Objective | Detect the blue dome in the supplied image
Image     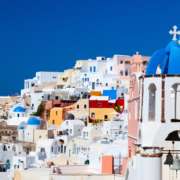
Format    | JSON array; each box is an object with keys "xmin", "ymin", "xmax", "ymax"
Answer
[
  {"xmin": 27, "ymin": 116, "xmax": 41, "ymax": 126},
  {"xmin": 146, "ymin": 40, "xmax": 180, "ymax": 75},
  {"xmin": 13, "ymin": 106, "xmax": 26, "ymax": 113},
  {"xmin": 18, "ymin": 121, "xmax": 27, "ymax": 129}
]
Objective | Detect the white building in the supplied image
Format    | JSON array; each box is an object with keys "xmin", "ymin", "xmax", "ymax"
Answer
[
  {"xmin": 81, "ymin": 124, "xmax": 103, "ymax": 141},
  {"xmin": 89, "ymin": 139, "xmax": 128, "ymax": 174},
  {"xmin": 35, "ymin": 138, "xmax": 65, "ymax": 161},
  {"xmin": 21, "ymin": 72, "xmax": 60, "ymax": 106},
  {"xmin": 69, "ymin": 55, "xmax": 132, "ymax": 92},
  {"xmin": 59, "ymin": 120, "xmax": 85, "ymax": 137},
  {"xmin": 23, "ymin": 72, "xmax": 59, "ymax": 91},
  {"xmin": 102, "ymin": 117, "xmax": 125, "ymax": 139},
  {"xmin": 0, "ymin": 143, "xmax": 24, "ymax": 171}
]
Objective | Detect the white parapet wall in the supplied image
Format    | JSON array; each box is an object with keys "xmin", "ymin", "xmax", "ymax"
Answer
[
  {"xmin": 14, "ymin": 168, "xmax": 125, "ymax": 180},
  {"xmin": 52, "ymin": 175, "xmax": 124, "ymax": 180},
  {"xmin": 128, "ymin": 155, "xmax": 161, "ymax": 180}
]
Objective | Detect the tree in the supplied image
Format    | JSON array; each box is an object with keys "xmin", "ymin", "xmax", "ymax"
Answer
[{"xmin": 31, "ymin": 102, "xmax": 44, "ymax": 117}]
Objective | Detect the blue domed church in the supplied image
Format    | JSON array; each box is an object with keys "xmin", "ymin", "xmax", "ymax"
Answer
[
  {"xmin": 7, "ymin": 105, "xmax": 27, "ymax": 126},
  {"xmin": 127, "ymin": 26, "xmax": 180, "ymax": 180},
  {"xmin": 18, "ymin": 116, "xmax": 42, "ymax": 143}
]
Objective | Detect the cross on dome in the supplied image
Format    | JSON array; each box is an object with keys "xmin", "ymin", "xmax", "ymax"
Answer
[{"xmin": 169, "ymin": 25, "xmax": 180, "ymax": 41}]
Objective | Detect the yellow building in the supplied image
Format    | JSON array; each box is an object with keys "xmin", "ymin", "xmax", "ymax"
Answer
[
  {"xmin": 49, "ymin": 107, "xmax": 64, "ymax": 127},
  {"xmin": 89, "ymin": 108, "xmax": 117, "ymax": 123},
  {"xmin": 89, "ymin": 96, "xmax": 118, "ymax": 123},
  {"xmin": 67, "ymin": 99, "xmax": 89, "ymax": 120}
]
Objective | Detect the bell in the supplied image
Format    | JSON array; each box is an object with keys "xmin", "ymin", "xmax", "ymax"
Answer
[
  {"xmin": 164, "ymin": 151, "xmax": 174, "ymax": 166},
  {"xmin": 171, "ymin": 155, "xmax": 180, "ymax": 171}
]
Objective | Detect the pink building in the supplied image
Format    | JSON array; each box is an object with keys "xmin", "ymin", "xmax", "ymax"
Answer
[{"xmin": 128, "ymin": 53, "xmax": 149, "ymax": 158}]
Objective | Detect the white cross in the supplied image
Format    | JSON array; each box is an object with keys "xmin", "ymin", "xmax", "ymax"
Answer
[{"xmin": 169, "ymin": 25, "xmax": 180, "ymax": 41}]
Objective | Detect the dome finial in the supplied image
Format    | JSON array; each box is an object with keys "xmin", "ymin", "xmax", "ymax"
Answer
[{"xmin": 169, "ymin": 25, "xmax": 180, "ymax": 41}]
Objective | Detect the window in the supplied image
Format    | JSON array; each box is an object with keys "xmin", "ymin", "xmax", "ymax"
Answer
[
  {"xmin": 52, "ymin": 120, "xmax": 55, "ymax": 124},
  {"xmin": 96, "ymin": 79, "xmax": 100, "ymax": 85},
  {"xmin": 148, "ymin": 84, "xmax": 156, "ymax": 121},
  {"xmin": 125, "ymin": 70, "xmax": 129, "ymax": 76},
  {"xmin": 93, "ymin": 66, "xmax": 96, "ymax": 72},
  {"xmin": 110, "ymin": 66, "xmax": 113, "ymax": 71},
  {"xmin": 104, "ymin": 115, "xmax": 108, "ymax": 120},
  {"xmin": 64, "ymin": 146, "xmax": 66, "ymax": 153},
  {"xmin": 125, "ymin": 61, "xmax": 130, "ymax": 64},
  {"xmin": 91, "ymin": 112, "xmax": 95, "ymax": 118},
  {"xmin": 3, "ymin": 145, "xmax": 7, "ymax": 151},
  {"xmin": 55, "ymin": 96, "xmax": 59, "ymax": 100},
  {"xmin": 58, "ymin": 146, "xmax": 60, "ymax": 152},
  {"xmin": 40, "ymin": 148, "xmax": 45, "ymax": 152},
  {"xmin": 120, "ymin": 70, "xmax": 123, "ymax": 76},
  {"xmin": 85, "ymin": 78, "xmax": 88, "ymax": 82},
  {"xmin": 83, "ymin": 132, "xmax": 86, "ymax": 138},
  {"xmin": 56, "ymin": 111, "xmax": 58, "ymax": 116},
  {"xmin": 105, "ymin": 83, "xmax": 108, "ymax": 87},
  {"xmin": 143, "ymin": 61, "xmax": 147, "ymax": 65},
  {"xmin": 31, "ymin": 104, "xmax": 34, "ymax": 110},
  {"xmin": 92, "ymin": 82, "xmax": 95, "ymax": 89},
  {"xmin": 77, "ymin": 105, "xmax": 80, "ymax": 109},
  {"xmin": 90, "ymin": 67, "xmax": 92, "ymax": 72},
  {"xmin": 84, "ymin": 104, "xmax": 87, "ymax": 109}
]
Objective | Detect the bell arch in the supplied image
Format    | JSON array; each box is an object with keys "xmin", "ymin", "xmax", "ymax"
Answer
[{"xmin": 152, "ymin": 124, "xmax": 180, "ymax": 147}]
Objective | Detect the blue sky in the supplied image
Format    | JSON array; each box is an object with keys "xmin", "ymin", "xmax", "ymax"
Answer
[{"xmin": 0, "ymin": 0, "xmax": 179, "ymax": 95}]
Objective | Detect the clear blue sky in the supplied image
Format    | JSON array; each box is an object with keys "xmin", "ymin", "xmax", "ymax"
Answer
[{"xmin": 0, "ymin": 0, "xmax": 179, "ymax": 95}]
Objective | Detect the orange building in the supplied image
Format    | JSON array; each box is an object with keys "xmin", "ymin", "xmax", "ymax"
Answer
[
  {"xmin": 101, "ymin": 155, "xmax": 114, "ymax": 174},
  {"xmin": 90, "ymin": 91, "xmax": 101, "ymax": 96},
  {"xmin": 48, "ymin": 99, "xmax": 89, "ymax": 127},
  {"xmin": 48, "ymin": 107, "xmax": 64, "ymax": 127}
]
